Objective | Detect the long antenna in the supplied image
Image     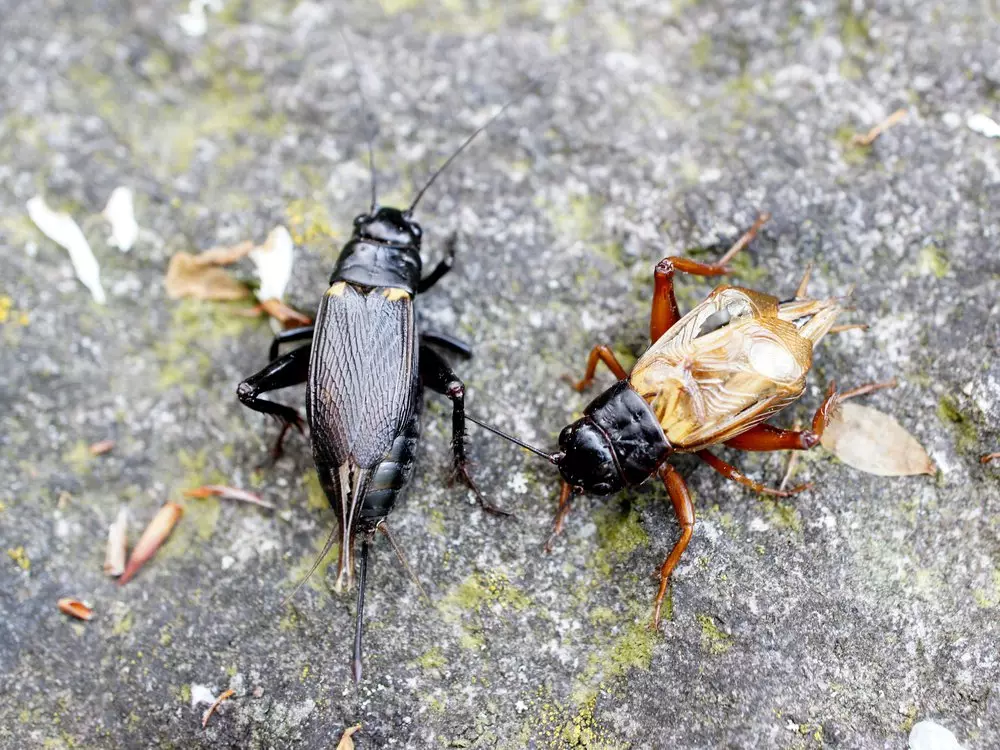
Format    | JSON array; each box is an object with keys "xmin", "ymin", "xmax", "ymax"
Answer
[
  {"xmin": 407, "ymin": 91, "xmax": 526, "ymax": 214},
  {"xmin": 465, "ymin": 414, "xmax": 561, "ymax": 463},
  {"xmin": 340, "ymin": 29, "xmax": 379, "ymax": 212},
  {"xmin": 352, "ymin": 536, "xmax": 370, "ymax": 684}
]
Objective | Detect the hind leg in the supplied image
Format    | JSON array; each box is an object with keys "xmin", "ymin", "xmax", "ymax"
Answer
[
  {"xmin": 419, "ymin": 343, "xmax": 511, "ymax": 516},
  {"xmin": 237, "ymin": 344, "xmax": 310, "ymax": 460}
]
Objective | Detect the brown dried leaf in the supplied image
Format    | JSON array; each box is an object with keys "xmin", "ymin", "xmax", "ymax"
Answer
[
  {"xmin": 336, "ymin": 724, "xmax": 362, "ymax": 750},
  {"xmin": 104, "ymin": 506, "xmax": 128, "ymax": 577},
  {"xmin": 201, "ymin": 688, "xmax": 235, "ymax": 729},
  {"xmin": 982, "ymin": 452, "xmax": 1000, "ymax": 464},
  {"xmin": 58, "ymin": 598, "xmax": 93, "ymax": 621},
  {"xmin": 184, "ymin": 485, "xmax": 275, "ymax": 510},
  {"xmin": 118, "ymin": 503, "xmax": 183, "ymax": 585},
  {"xmin": 198, "ymin": 240, "xmax": 254, "ymax": 265},
  {"xmin": 258, "ymin": 298, "xmax": 313, "ymax": 328},
  {"xmin": 821, "ymin": 402, "xmax": 935, "ymax": 476},
  {"xmin": 89, "ymin": 439, "xmax": 114, "ymax": 456},
  {"xmin": 165, "ymin": 253, "xmax": 250, "ymax": 300}
]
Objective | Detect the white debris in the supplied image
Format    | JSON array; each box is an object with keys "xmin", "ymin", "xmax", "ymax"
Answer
[
  {"xmin": 967, "ymin": 113, "xmax": 1000, "ymax": 138},
  {"xmin": 908, "ymin": 719, "xmax": 965, "ymax": 750},
  {"xmin": 102, "ymin": 187, "xmax": 138, "ymax": 252},
  {"xmin": 26, "ymin": 196, "xmax": 106, "ymax": 304},
  {"xmin": 178, "ymin": 0, "xmax": 223, "ymax": 37},
  {"xmin": 250, "ymin": 225, "xmax": 294, "ymax": 302},
  {"xmin": 190, "ymin": 684, "xmax": 217, "ymax": 708}
]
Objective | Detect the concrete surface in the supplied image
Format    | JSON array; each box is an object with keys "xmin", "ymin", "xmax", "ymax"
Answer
[{"xmin": 1, "ymin": 0, "xmax": 999, "ymax": 748}]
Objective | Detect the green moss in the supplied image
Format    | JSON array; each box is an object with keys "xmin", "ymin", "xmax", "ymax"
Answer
[
  {"xmin": 588, "ymin": 503, "xmax": 650, "ymax": 579},
  {"xmin": 303, "ymin": 471, "xmax": 327, "ymax": 511},
  {"xmin": 112, "ymin": 609, "xmax": 134, "ymax": 636},
  {"xmin": 918, "ymin": 245, "xmax": 950, "ymax": 278},
  {"xmin": 441, "ymin": 571, "xmax": 531, "ymax": 614},
  {"xmin": 761, "ymin": 499, "xmax": 802, "ymax": 533},
  {"xmin": 7, "ymin": 546, "xmax": 30, "ymax": 571},
  {"xmin": 416, "ymin": 645, "xmax": 447, "ymax": 670},
  {"xmin": 696, "ymin": 613, "xmax": 733, "ymax": 655},
  {"xmin": 285, "ymin": 198, "xmax": 339, "ymax": 247},
  {"xmin": 179, "ymin": 684, "xmax": 191, "ymax": 705},
  {"xmin": 570, "ymin": 617, "xmax": 658, "ymax": 705},
  {"xmin": 62, "ymin": 440, "xmax": 93, "ymax": 475},
  {"xmin": 155, "ymin": 300, "xmax": 257, "ymax": 395},
  {"xmin": 691, "ymin": 34, "xmax": 713, "ymax": 68},
  {"xmin": 379, "ymin": 0, "xmax": 422, "ymax": 13},
  {"xmin": 729, "ymin": 251, "xmax": 769, "ymax": 285},
  {"xmin": 937, "ymin": 395, "xmax": 978, "ymax": 452}
]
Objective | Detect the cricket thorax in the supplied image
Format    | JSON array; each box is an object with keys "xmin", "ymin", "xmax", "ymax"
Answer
[{"xmin": 629, "ymin": 286, "xmax": 842, "ymax": 451}]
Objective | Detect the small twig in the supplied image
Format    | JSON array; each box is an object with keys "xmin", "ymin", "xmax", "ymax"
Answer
[
  {"xmin": 202, "ymin": 689, "xmax": 235, "ymax": 729},
  {"xmin": 183, "ymin": 485, "xmax": 275, "ymax": 510},
  {"xmin": 981, "ymin": 452, "xmax": 1000, "ymax": 464},
  {"xmin": 88, "ymin": 440, "xmax": 115, "ymax": 456},
  {"xmin": 850, "ymin": 108, "xmax": 907, "ymax": 146},
  {"xmin": 718, "ymin": 212, "xmax": 771, "ymax": 266}
]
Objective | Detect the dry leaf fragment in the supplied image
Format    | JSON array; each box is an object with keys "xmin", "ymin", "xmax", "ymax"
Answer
[
  {"xmin": 258, "ymin": 298, "xmax": 313, "ymax": 327},
  {"xmin": 118, "ymin": 503, "xmax": 183, "ymax": 585},
  {"xmin": 183, "ymin": 485, "xmax": 275, "ymax": 510},
  {"xmin": 26, "ymin": 196, "xmax": 106, "ymax": 304},
  {"xmin": 89, "ymin": 439, "xmax": 115, "ymax": 456},
  {"xmin": 982, "ymin": 452, "xmax": 999, "ymax": 464},
  {"xmin": 336, "ymin": 724, "xmax": 362, "ymax": 750},
  {"xmin": 850, "ymin": 108, "xmax": 907, "ymax": 146},
  {"xmin": 250, "ymin": 226, "xmax": 294, "ymax": 302},
  {"xmin": 103, "ymin": 187, "xmax": 138, "ymax": 252},
  {"xmin": 201, "ymin": 688, "xmax": 235, "ymax": 729},
  {"xmin": 104, "ymin": 506, "xmax": 128, "ymax": 577},
  {"xmin": 165, "ymin": 245, "xmax": 253, "ymax": 301},
  {"xmin": 820, "ymin": 402, "xmax": 935, "ymax": 476},
  {"xmin": 58, "ymin": 598, "xmax": 94, "ymax": 621}
]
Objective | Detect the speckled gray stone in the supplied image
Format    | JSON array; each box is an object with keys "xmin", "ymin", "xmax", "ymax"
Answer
[{"xmin": 1, "ymin": 1, "xmax": 998, "ymax": 748}]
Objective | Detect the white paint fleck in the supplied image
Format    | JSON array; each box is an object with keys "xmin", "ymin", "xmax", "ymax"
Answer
[
  {"xmin": 190, "ymin": 684, "xmax": 217, "ymax": 708},
  {"xmin": 967, "ymin": 113, "xmax": 1000, "ymax": 139},
  {"xmin": 178, "ymin": 0, "xmax": 223, "ymax": 37},
  {"xmin": 749, "ymin": 518, "xmax": 770, "ymax": 532},
  {"xmin": 250, "ymin": 225, "xmax": 294, "ymax": 301},
  {"xmin": 102, "ymin": 187, "xmax": 138, "ymax": 251},
  {"xmin": 908, "ymin": 719, "xmax": 965, "ymax": 750},
  {"xmin": 221, "ymin": 555, "xmax": 235, "ymax": 570},
  {"xmin": 942, "ymin": 112, "xmax": 962, "ymax": 129},
  {"xmin": 26, "ymin": 196, "xmax": 106, "ymax": 304}
]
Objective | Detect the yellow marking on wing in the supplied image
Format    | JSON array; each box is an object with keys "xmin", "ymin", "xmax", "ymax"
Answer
[
  {"xmin": 326, "ymin": 281, "xmax": 348, "ymax": 297},
  {"xmin": 382, "ymin": 287, "xmax": 411, "ymax": 301}
]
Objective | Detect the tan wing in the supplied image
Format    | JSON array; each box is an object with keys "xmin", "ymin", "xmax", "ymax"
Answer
[{"xmin": 630, "ymin": 286, "xmax": 817, "ymax": 451}]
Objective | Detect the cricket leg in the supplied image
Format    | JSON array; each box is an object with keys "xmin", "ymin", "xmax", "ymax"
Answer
[
  {"xmin": 543, "ymin": 481, "xmax": 578, "ymax": 552},
  {"xmin": 696, "ymin": 450, "xmax": 812, "ymax": 496},
  {"xmin": 237, "ymin": 344, "xmax": 310, "ymax": 460},
  {"xmin": 569, "ymin": 345, "xmax": 629, "ymax": 392},
  {"xmin": 652, "ymin": 463, "xmax": 694, "ymax": 629},
  {"xmin": 420, "ymin": 343, "xmax": 511, "ymax": 516}
]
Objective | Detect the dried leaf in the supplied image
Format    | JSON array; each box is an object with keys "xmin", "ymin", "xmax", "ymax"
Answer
[
  {"xmin": 197, "ymin": 240, "xmax": 255, "ymax": 266},
  {"xmin": 104, "ymin": 506, "xmax": 128, "ymax": 577},
  {"xmin": 201, "ymin": 688, "xmax": 235, "ymax": 729},
  {"xmin": 26, "ymin": 196, "xmax": 106, "ymax": 304},
  {"xmin": 89, "ymin": 439, "xmax": 115, "ymax": 456},
  {"xmin": 821, "ymin": 402, "xmax": 935, "ymax": 476},
  {"xmin": 58, "ymin": 598, "xmax": 94, "ymax": 621},
  {"xmin": 250, "ymin": 226, "xmax": 294, "ymax": 302},
  {"xmin": 336, "ymin": 724, "xmax": 362, "ymax": 750},
  {"xmin": 102, "ymin": 187, "xmax": 138, "ymax": 252},
  {"xmin": 184, "ymin": 485, "xmax": 275, "ymax": 510},
  {"xmin": 165, "ymin": 250, "xmax": 252, "ymax": 301},
  {"xmin": 118, "ymin": 503, "xmax": 183, "ymax": 585},
  {"xmin": 982, "ymin": 452, "xmax": 999, "ymax": 464}
]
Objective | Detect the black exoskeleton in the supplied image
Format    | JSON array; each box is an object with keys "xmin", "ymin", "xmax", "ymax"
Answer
[{"xmin": 236, "ymin": 85, "xmax": 517, "ymax": 682}]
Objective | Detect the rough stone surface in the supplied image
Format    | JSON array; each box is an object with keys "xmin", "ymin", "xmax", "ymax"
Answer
[{"xmin": 2, "ymin": 1, "xmax": 999, "ymax": 748}]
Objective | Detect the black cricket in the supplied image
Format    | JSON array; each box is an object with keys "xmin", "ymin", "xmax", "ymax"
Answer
[{"xmin": 236, "ymin": 91, "xmax": 514, "ymax": 683}]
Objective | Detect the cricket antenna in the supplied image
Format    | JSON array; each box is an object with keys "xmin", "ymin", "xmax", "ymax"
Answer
[
  {"xmin": 340, "ymin": 29, "xmax": 379, "ymax": 212},
  {"xmin": 407, "ymin": 79, "xmax": 540, "ymax": 215},
  {"xmin": 352, "ymin": 536, "xmax": 371, "ymax": 684},
  {"xmin": 466, "ymin": 414, "xmax": 561, "ymax": 464}
]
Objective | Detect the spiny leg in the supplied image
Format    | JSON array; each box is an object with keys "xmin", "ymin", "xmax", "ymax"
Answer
[
  {"xmin": 417, "ymin": 233, "xmax": 457, "ymax": 293},
  {"xmin": 724, "ymin": 378, "xmax": 898, "ymax": 452},
  {"xmin": 269, "ymin": 325, "xmax": 314, "ymax": 361},
  {"xmin": 650, "ymin": 212, "xmax": 771, "ymax": 341},
  {"xmin": 544, "ymin": 481, "xmax": 578, "ymax": 552},
  {"xmin": 696, "ymin": 450, "xmax": 812, "ymax": 496},
  {"xmin": 569, "ymin": 345, "xmax": 628, "ymax": 392},
  {"xmin": 419, "ymin": 343, "xmax": 511, "ymax": 516},
  {"xmin": 652, "ymin": 463, "xmax": 694, "ymax": 629},
  {"xmin": 237, "ymin": 344, "xmax": 310, "ymax": 460}
]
